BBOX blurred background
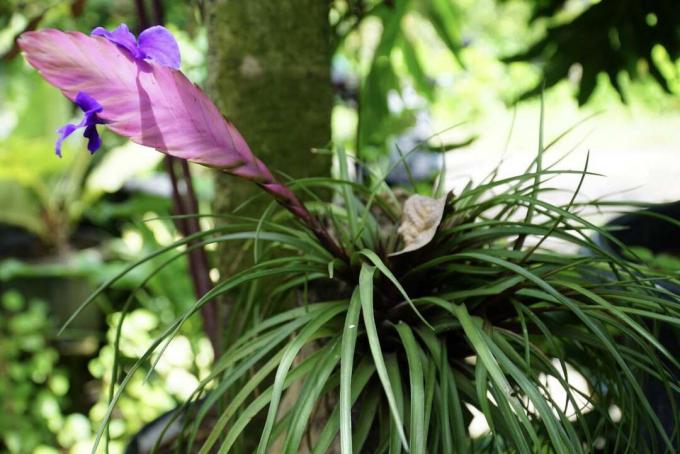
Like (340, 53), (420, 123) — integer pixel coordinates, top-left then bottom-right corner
(1, 0), (679, 452)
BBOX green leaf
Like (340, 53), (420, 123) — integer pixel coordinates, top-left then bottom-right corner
(255, 304), (345, 454)
(352, 385), (381, 452)
(360, 264), (410, 451)
(218, 345), (332, 453)
(340, 287), (363, 454)
(386, 354), (406, 454)
(453, 251), (674, 450)
(283, 340), (341, 453)
(399, 35), (434, 100)
(312, 360), (376, 454)
(359, 249), (432, 329)
(199, 347), (286, 453)
(514, 91), (545, 251)
(423, 0), (464, 66)
(336, 146), (360, 248)
(451, 304), (538, 452)
(441, 344), (467, 454)
(395, 322), (426, 454)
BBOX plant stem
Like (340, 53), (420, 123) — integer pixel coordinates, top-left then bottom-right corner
(164, 157), (220, 353)
(136, 0), (220, 355)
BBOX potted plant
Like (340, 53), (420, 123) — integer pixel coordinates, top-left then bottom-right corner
(19, 24), (679, 452)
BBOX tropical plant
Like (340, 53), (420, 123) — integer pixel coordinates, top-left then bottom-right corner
(121, 149), (680, 452)
(20, 23), (679, 453)
(82, 135), (680, 453)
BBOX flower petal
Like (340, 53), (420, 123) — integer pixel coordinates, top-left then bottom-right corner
(55, 123), (78, 157)
(91, 23), (141, 59)
(83, 124), (102, 153)
(19, 29), (261, 173)
(75, 91), (103, 114)
(138, 26), (181, 69)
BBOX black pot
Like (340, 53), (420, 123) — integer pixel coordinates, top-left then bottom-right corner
(594, 201), (679, 447)
(595, 200), (680, 293)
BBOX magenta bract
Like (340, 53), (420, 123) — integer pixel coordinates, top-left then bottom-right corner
(19, 29), (257, 172)
(18, 28), (345, 260)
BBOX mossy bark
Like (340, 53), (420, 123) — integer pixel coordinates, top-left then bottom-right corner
(206, 0), (333, 218)
(205, 4), (335, 446)
(205, 0), (333, 304)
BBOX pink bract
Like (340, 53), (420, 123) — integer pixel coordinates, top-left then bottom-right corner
(18, 28), (345, 261)
(19, 29), (256, 174)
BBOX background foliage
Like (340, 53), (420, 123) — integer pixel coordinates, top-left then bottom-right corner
(0, 0), (679, 452)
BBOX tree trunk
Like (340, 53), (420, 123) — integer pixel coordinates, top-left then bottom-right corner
(206, 0), (333, 218)
(206, 0), (334, 324)
(206, 4), (335, 447)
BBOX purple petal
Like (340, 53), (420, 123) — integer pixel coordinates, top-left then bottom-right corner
(54, 92), (105, 156)
(83, 124), (102, 153)
(138, 26), (181, 69)
(75, 91), (103, 114)
(55, 123), (77, 157)
(92, 23), (141, 59)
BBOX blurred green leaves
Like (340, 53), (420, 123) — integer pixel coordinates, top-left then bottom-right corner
(0, 67), (162, 250)
(0, 291), (67, 453)
(505, 0), (680, 104)
(334, 0), (467, 160)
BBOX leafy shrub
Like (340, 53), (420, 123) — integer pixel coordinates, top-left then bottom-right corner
(0, 291), (68, 452)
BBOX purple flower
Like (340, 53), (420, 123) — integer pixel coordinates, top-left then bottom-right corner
(91, 23), (180, 69)
(55, 91), (105, 157)
(20, 27), (347, 261)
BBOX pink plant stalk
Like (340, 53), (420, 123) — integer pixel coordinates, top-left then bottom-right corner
(18, 27), (345, 261)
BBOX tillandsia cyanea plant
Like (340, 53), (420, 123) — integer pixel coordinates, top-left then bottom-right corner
(20, 25), (680, 453)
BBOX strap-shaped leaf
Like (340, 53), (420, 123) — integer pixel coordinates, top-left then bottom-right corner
(359, 264), (410, 451)
(395, 323), (426, 454)
(340, 287), (363, 454)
